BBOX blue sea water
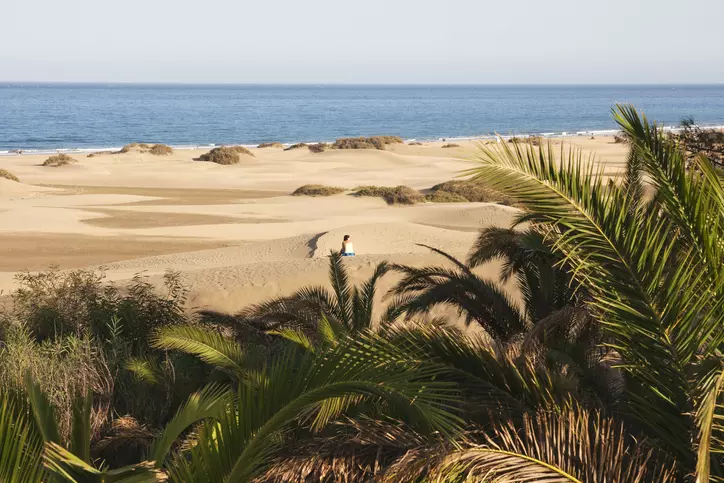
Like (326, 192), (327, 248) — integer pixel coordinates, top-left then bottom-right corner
(1, 83), (723, 152)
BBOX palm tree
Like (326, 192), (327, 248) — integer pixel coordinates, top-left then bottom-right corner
(386, 226), (582, 342)
(458, 104), (724, 480)
(238, 251), (389, 339)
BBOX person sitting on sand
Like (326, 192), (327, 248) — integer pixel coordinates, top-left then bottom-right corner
(340, 235), (355, 257)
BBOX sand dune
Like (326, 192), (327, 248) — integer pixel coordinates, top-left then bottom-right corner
(0, 137), (627, 313)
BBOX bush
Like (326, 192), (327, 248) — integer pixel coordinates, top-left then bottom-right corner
(197, 146), (253, 165)
(442, 143), (460, 148)
(0, 327), (113, 442)
(11, 268), (186, 349)
(308, 143), (329, 153)
(428, 179), (515, 205)
(408, 141), (423, 146)
(258, 142), (283, 149)
(332, 136), (403, 150)
(42, 153), (77, 167)
(284, 143), (308, 151)
(148, 144), (173, 155)
(0, 168), (19, 182)
(292, 184), (345, 196)
(353, 185), (424, 205)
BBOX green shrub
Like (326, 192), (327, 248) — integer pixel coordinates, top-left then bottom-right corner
(332, 136), (403, 150)
(0, 168), (19, 182)
(11, 268), (186, 349)
(284, 143), (308, 151)
(42, 153), (77, 167)
(353, 185), (423, 205)
(308, 143), (330, 153)
(428, 179), (514, 205)
(197, 146), (248, 165)
(292, 184), (345, 196)
(257, 142), (283, 149)
(442, 143), (460, 148)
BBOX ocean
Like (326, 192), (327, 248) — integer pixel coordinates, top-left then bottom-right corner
(1, 83), (723, 153)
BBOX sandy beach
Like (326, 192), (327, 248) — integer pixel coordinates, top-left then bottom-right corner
(0, 137), (628, 314)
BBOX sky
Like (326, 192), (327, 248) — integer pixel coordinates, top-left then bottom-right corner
(1, 0), (722, 84)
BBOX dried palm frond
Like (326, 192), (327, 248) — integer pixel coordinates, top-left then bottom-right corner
(383, 406), (678, 482)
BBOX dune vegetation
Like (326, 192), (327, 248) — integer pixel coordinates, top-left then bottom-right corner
(42, 154), (77, 167)
(353, 185), (424, 205)
(441, 143), (460, 148)
(197, 146), (253, 165)
(284, 142), (308, 151)
(332, 136), (403, 150)
(4, 105), (724, 482)
(291, 184), (345, 196)
(0, 168), (19, 182)
(257, 142), (283, 149)
(119, 143), (173, 155)
(426, 179), (515, 205)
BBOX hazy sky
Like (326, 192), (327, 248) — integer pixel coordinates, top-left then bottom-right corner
(1, 0), (722, 84)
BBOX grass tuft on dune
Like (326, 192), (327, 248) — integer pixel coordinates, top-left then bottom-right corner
(42, 154), (77, 167)
(441, 143), (460, 148)
(292, 184), (346, 196)
(197, 146), (254, 165)
(119, 143), (173, 155)
(353, 185), (423, 205)
(332, 136), (403, 150)
(284, 143), (308, 151)
(0, 168), (20, 182)
(258, 142), (284, 149)
(427, 179), (515, 205)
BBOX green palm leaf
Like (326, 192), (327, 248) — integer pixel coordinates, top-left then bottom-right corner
(151, 325), (247, 380)
(0, 391), (45, 482)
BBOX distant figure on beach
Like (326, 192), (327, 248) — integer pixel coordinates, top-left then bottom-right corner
(340, 235), (355, 257)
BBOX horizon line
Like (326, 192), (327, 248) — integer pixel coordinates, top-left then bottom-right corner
(2, 81), (723, 87)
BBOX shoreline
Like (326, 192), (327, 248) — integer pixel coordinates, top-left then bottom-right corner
(2, 123), (723, 156)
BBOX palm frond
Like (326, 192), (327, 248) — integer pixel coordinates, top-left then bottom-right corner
(327, 251), (353, 328)
(0, 391), (45, 482)
(44, 442), (166, 482)
(151, 325), (247, 380)
(24, 371), (61, 445)
(384, 406), (678, 482)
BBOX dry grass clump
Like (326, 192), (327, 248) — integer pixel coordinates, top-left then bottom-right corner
(284, 143), (308, 151)
(292, 184), (346, 197)
(442, 143), (460, 148)
(353, 185), (423, 205)
(42, 153), (77, 167)
(257, 142), (284, 149)
(408, 141), (423, 146)
(332, 136), (403, 150)
(308, 143), (330, 153)
(424, 190), (468, 203)
(148, 144), (173, 155)
(197, 147), (242, 165)
(119, 143), (173, 155)
(0, 168), (19, 182)
(119, 143), (150, 153)
(427, 179), (515, 205)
